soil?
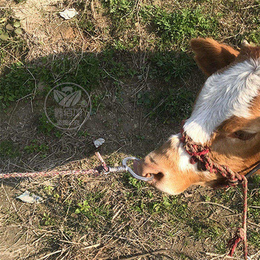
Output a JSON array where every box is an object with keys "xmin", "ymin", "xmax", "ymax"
[
  {"xmin": 0, "ymin": 1, "xmax": 176, "ymax": 257},
  {"xmin": 0, "ymin": 1, "xmax": 259, "ymax": 260}
]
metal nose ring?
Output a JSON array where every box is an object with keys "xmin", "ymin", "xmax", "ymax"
[{"xmin": 122, "ymin": 157, "xmax": 154, "ymax": 182}]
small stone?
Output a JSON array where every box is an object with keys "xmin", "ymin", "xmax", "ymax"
[
  {"xmin": 0, "ymin": 18, "xmax": 6, "ymax": 24},
  {"xmin": 13, "ymin": 21, "xmax": 21, "ymax": 28},
  {"xmin": 6, "ymin": 24, "xmax": 14, "ymax": 31},
  {"xmin": 14, "ymin": 28, "xmax": 23, "ymax": 35},
  {"xmin": 0, "ymin": 33, "xmax": 9, "ymax": 40}
]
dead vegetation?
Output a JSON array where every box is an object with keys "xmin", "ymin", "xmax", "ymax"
[{"xmin": 0, "ymin": 0, "xmax": 260, "ymax": 259}]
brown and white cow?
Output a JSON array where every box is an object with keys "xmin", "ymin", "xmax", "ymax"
[{"xmin": 135, "ymin": 38, "xmax": 260, "ymax": 195}]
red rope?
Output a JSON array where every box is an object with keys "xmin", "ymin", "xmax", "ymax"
[{"xmin": 181, "ymin": 130, "xmax": 248, "ymax": 260}]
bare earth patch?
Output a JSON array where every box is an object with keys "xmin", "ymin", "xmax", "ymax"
[
  {"xmin": 11, "ymin": 0, "xmax": 99, "ymax": 59},
  {"xmin": 0, "ymin": 0, "xmax": 260, "ymax": 259}
]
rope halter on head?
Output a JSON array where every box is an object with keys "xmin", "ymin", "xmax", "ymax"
[{"xmin": 180, "ymin": 129, "xmax": 248, "ymax": 260}]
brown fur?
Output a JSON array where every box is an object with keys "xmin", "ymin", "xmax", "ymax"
[
  {"xmin": 190, "ymin": 38, "xmax": 239, "ymax": 76},
  {"xmin": 136, "ymin": 38, "xmax": 260, "ymax": 195},
  {"xmin": 137, "ymin": 137, "xmax": 209, "ymax": 194}
]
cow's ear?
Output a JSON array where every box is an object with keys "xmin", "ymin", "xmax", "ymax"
[{"xmin": 190, "ymin": 38, "xmax": 239, "ymax": 76}]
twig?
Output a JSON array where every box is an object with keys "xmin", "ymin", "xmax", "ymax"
[
  {"xmin": 103, "ymin": 68, "xmax": 124, "ymax": 85},
  {"xmin": 38, "ymin": 250, "xmax": 62, "ymax": 260},
  {"xmin": 196, "ymin": 201, "xmax": 235, "ymax": 213},
  {"xmin": 248, "ymin": 221, "xmax": 260, "ymax": 229},
  {"xmin": 117, "ymin": 249, "xmax": 168, "ymax": 260},
  {"xmin": 250, "ymin": 250, "xmax": 260, "ymax": 259},
  {"xmin": 144, "ymin": 98, "xmax": 166, "ymax": 119},
  {"xmin": 249, "ymin": 205, "xmax": 260, "ymax": 209},
  {"xmin": 82, "ymin": 243, "xmax": 101, "ymax": 250},
  {"xmin": 205, "ymin": 252, "xmax": 240, "ymax": 259},
  {"xmin": 59, "ymin": 239, "xmax": 100, "ymax": 250},
  {"xmin": 1, "ymin": 183, "xmax": 25, "ymax": 222},
  {"xmin": 241, "ymin": 4, "xmax": 260, "ymax": 9}
]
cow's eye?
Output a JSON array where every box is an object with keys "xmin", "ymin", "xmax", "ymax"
[{"xmin": 231, "ymin": 130, "xmax": 256, "ymax": 141}]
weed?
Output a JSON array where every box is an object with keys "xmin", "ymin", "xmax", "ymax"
[
  {"xmin": 107, "ymin": 0, "xmax": 134, "ymax": 16},
  {"xmin": 215, "ymin": 240, "xmax": 227, "ymax": 254},
  {"xmin": 135, "ymin": 51, "xmax": 196, "ymax": 122},
  {"xmin": 138, "ymin": 86, "xmax": 195, "ymax": 122},
  {"xmin": 0, "ymin": 10, "xmax": 28, "ymax": 68},
  {"xmin": 24, "ymin": 139, "xmax": 49, "ymax": 158},
  {"xmin": 0, "ymin": 53, "xmax": 104, "ymax": 109},
  {"xmin": 252, "ymin": 174, "xmax": 260, "ymax": 184},
  {"xmin": 101, "ymin": 49, "xmax": 129, "ymax": 79},
  {"xmin": 14, "ymin": 0, "xmax": 26, "ymax": 3},
  {"xmin": 249, "ymin": 30, "xmax": 260, "ymax": 44},
  {"xmin": 0, "ymin": 62, "xmax": 35, "ymax": 108},
  {"xmin": 77, "ymin": 6, "xmax": 96, "ymax": 36},
  {"xmin": 37, "ymin": 113, "xmax": 57, "ymax": 135},
  {"xmin": 204, "ymin": 195, "xmax": 211, "ymax": 202},
  {"xmin": 149, "ymin": 51, "xmax": 195, "ymax": 82},
  {"xmin": 44, "ymin": 185, "xmax": 54, "ymax": 196},
  {"xmin": 41, "ymin": 212, "xmax": 55, "ymax": 226},
  {"xmin": 127, "ymin": 176, "xmax": 146, "ymax": 190},
  {"xmin": 0, "ymin": 140, "xmax": 20, "ymax": 158},
  {"xmin": 248, "ymin": 231, "xmax": 260, "ymax": 247},
  {"xmin": 189, "ymin": 219, "xmax": 224, "ymax": 241},
  {"xmin": 178, "ymin": 252, "xmax": 192, "ymax": 260},
  {"xmin": 74, "ymin": 193, "xmax": 112, "ymax": 227},
  {"xmin": 105, "ymin": 0, "xmax": 135, "ymax": 31},
  {"xmin": 77, "ymin": 130, "xmax": 90, "ymax": 137},
  {"xmin": 91, "ymin": 93, "xmax": 105, "ymax": 114},
  {"xmin": 142, "ymin": 6, "xmax": 218, "ymax": 50},
  {"xmin": 135, "ymin": 135, "xmax": 145, "ymax": 141},
  {"xmin": 40, "ymin": 54, "xmax": 102, "ymax": 90}
]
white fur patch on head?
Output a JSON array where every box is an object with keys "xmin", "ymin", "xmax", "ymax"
[
  {"xmin": 184, "ymin": 58, "xmax": 260, "ymax": 144},
  {"xmin": 169, "ymin": 134, "xmax": 198, "ymax": 172}
]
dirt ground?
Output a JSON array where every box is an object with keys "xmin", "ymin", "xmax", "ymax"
[
  {"xmin": 0, "ymin": 0, "xmax": 260, "ymax": 260},
  {"xmin": 0, "ymin": 2, "xmax": 176, "ymax": 259}
]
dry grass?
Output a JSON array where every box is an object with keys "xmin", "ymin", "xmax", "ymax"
[{"xmin": 0, "ymin": 0, "xmax": 260, "ymax": 259}]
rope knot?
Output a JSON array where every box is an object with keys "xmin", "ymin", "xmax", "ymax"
[
  {"xmin": 181, "ymin": 131, "xmax": 210, "ymax": 165},
  {"xmin": 228, "ymin": 228, "xmax": 246, "ymax": 257},
  {"xmin": 189, "ymin": 149, "xmax": 209, "ymax": 164}
]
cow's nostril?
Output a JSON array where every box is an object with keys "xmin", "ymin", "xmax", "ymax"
[{"xmin": 154, "ymin": 172, "xmax": 164, "ymax": 181}]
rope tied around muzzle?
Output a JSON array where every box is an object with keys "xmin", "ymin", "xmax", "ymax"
[
  {"xmin": 180, "ymin": 131, "xmax": 243, "ymax": 185},
  {"xmin": 180, "ymin": 130, "xmax": 248, "ymax": 260}
]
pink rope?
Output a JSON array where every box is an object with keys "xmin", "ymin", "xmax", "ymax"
[
  {"xmin": 0, "ymin": 153, "xmax": 107, "ymax": 179},
  {"xmin": 0, "ymin": 169, "xmax": 99, "ymax": 179}
]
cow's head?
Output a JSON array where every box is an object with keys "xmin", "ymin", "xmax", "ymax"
[{"xmin": 135, "ymin": 38, "xmax": 260, "ymax": 195}]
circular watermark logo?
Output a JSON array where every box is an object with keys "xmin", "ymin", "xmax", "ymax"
[{"xmin": 44, "ymin": 82, "xmax": 92, "ymax": 130}]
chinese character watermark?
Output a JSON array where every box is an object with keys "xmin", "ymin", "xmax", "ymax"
[{"xmin": 44, "ymin": 82, "xmax": 92, "ymax": 130}]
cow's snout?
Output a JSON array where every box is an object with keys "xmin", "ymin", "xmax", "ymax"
[
  {"xmin": 133, "ymin": 137, "xmax": 205, "ymax": 195},
  {"xmin": 133, "ymin": 158, "xmax": 164, "ymax": 182}
]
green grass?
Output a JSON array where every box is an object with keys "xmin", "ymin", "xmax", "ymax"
[
  {"xmin": 0, "ymin": 50, "xmax": 131, "ymax": 108},
  {"xmin": 0, "ymin": 140, "xmax": 20, "ymax": 158},
  {"xmin": 1, "ymin": 0, "xmax": 259, "ymax": 120},
  {"xmin": 142, "ymin": 6, "xmax": 219, "ymax": 50},
  {"xmin": 0, "ymin": 62, "xmax": 35, "ymax": 108},
  {"xmin": 24, "ymin": 139, "xmax": 49, "ymax": 158},
  {"xmin": 137, "ymin": 85, "xmax": 196, "ymax": 122},
  {"xmin": 248, "ymin": 231, "xmax": 260, "ymax": 247},
  {"xmin": 0, "ymin": 47, "xmax": 197, "ymax": 124},
  {"xmin": 149, "ymin": 51, "xmax": 196, "ymax": 81},
  {"xmin": 1, "ymin": 1, "xmax": 260, "ymax": 258},
  {"xmin": 34, "ymin": 172, "xmax": 260, "ymax": 257}
]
